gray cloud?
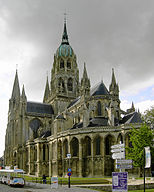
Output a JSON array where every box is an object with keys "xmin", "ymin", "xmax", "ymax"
[{"xmin": 1, "ymin": 0, "xmax": 154, "ymax": 101}]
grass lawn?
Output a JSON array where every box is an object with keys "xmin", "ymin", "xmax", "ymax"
[{"xmin": 23, "ymin": 175, "xmax": 111, "ymax": 185}]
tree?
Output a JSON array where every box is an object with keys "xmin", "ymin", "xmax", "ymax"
[
  {"xmin": 126, "ymin": 124, "xmax": 154, "ymax": 177},
  {"xmin": 142, "ymin": 106, "xmax": 154, "ymax": 127}
]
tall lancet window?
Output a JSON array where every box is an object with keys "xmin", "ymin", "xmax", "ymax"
[
  {"xmin": 67, "ymin": 78, "xmax": 73, "ymax": 91},
  {"xmin": 67, "ymin": 60, "xmax": 71, "ymax": 69},
  {"xmin": 97, "ymin": 101, "xmax": 102, "ymax": 116},
  {"xmin": 58, "ymin": 78, "xmax": 65, "ymax": 93},
  {"xmin": 60, "ymin": 59, "xmax": 64, "ymax": 69}
]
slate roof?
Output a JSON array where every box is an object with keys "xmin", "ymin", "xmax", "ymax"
[
  {"xmin": 56, "ymin": 114, "xmax": 65, "ymax": 120},
  {"xmin": 27, "ymin": 102, "xmax": 54, "ymax": 115},
  {"xmin": 88, "ymin": 117, "xmax": 108, "ymax": 127},
  {"xmin": 67, "ymin": 96, "xmax": 81, "ymax": 108},
  {"xmin": 120, "ymin": 112, "xmax": 142, "ymax": 124},
  {"xmin": 41, "ymin": 130, "xmax": 51, "ymax": 138},
  {"xmin": 71, "ymin": 122, "xmax": 83, "ymax": 129},
  {"xmin": 91, "ymin": 81, "xmax": 109, "ymax": 96}
]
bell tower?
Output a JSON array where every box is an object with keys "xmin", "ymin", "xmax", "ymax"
[{"xmin": 44, "ymin": 19, "xmax": 79, "ymax": 115}]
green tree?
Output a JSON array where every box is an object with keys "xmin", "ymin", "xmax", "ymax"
[
  {"xmin": 126, "ymin": 124, "xmax": 154, "ymax": 176},
  {"xmin": 142, "ymin": 106, "xmax": 154, "ymax": 126}
]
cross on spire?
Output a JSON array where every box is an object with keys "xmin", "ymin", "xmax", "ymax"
[{"xmin": 64, "ymin": 12, "xmax": 67, "ymax": 24}]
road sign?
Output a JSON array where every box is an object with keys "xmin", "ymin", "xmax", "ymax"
[
  {"xmin": 116, "ymin": 164, "xmax": 133, "ymax": 169},
  {"xmin": 67, "ymin": 153, "xmax": 71, "ymax": 159},
  {"xmin": 67, "ymin": 172, "xmax": 72, "ymax": 176},
  {"xmin": 116, "ymin": 159, "xmax": 132, "ymax": 164},
  {"xmin": 111, "ymin": 148, "xmax": 125, "ymax": 153},
  {"xmin": 68, "ymin": 168, "xmax": 72, "ymax": 172},
  {"xmin": 112, "ymin": 172, "xmax": 128, "ymax": 192},
  {"xmin": 112, "ymin": 152, "xmax": 125, "ymax": 159},
  {"xmin": 51, "ymin": 176, "xmax": 58, "ymax": 189},
  {"xmin": 111, "ymin": 143, "xmax": 125, "ymax": 149}
]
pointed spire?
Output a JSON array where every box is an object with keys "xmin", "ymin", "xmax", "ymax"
[
  {"xmin": 111, "ymin": 68, "xmax": 116, "ymax": 85},
  {"xmin": 11, "ymin": 70, "xmax": 20, "ymax": 100},
  {"xmin": 21, "ymin": 85, "xmax": 27, "ymax": 101},
  {"xmin": 43, "ymin": 75, "xmax": 50, "ymax": 103},
  {"xmin": 131, "ymin": 102, "xmax": 135, "ymax": 110},
  {"xmin": 83, "ymin": 62, "xmax": 88, "ymax": 79},
  {"xmin": 61, "ymin": 15, "xmax": 69, "ymax": 45}
]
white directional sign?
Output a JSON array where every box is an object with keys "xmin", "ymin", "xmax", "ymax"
[
  {"xmin": 111, "ymin": 148, "xmax": 125, "ymax": 153},
  {"xmin": 111, "ymin": 143, "xmax": 125, "ymax": 159},
  {"xmin": 111, "ymin": 143, "xmax": 125, "ymax": 149},
  {"xmin": 112, "ymin": 152, "xmax": 125, "ymax": 159}
]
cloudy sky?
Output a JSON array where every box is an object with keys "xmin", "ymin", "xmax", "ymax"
[{"xmin": 0, "ymin": 0, "xmax": 154, "ymax": 157}]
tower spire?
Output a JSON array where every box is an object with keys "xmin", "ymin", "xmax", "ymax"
[
  {"xmin": 11, "ymin": 70, "xmax": 20, "ymax": 100},
  {"xmin": 62, "ymin": 13, "xmax": 69, "ymax": 45},
  {"xmin": 111, "ymin": 68, "xmax": 116, "ymax": 85},
  {"xmin": 21, "ymin": 84, "xmax": 27, "ymax": 101},
  {"xmin": 43, "ymin": 75, "xmax": 50, "ymax": 103}
]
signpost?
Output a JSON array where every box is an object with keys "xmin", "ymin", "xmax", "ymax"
[
  {"xmin": 112, "ymin": 172, "xmax": 128, "ymax": 192},
  {"xmin": 67, "ymin": 153, "xmax": 71, "ymax": 188},
  {"xmin": 51, "ymin": 176, "xmax": 58, "ymax": 189},
  {"xmin": 116, "ymin": 159, "xmax": 133, "ymax": 169},
  {"xmin": 111, "ymin": 143, "xmax": 125, "ymax": 160}
]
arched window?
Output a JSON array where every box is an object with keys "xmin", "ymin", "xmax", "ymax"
[
  {"xmin": 84, "ymin": 136, "xmax": 91, "ymax": 156},
  {"xmin": 34, "ymin": 146, "xmax": 37, "ymax": 161},
  {"xmin": 105, "ymin": 137, "xmax": 110, "ymax": 155},
  {"xmin": 29, "ymin": 118, "xmax": 42, "ymax": 139},
  {"xmin": 67, "ymin": 78, "xmax": 73, "ymax": 91},
  {"xmin": 67, "ymin": 60, "xmax": 71, "ymax": 69},
  {"xmin": 63, "ymin": 139, "xmax": 68, "ymax": 158},
  {"xmin": 71, "ymin": 137, "xmax": 79, "ymax": 157},
  {"xmin": 117, "ymin": 133, "xmax": 123, "ymax": 144},
  {"xmin": 43, "ymin": 144, "xmax": 46, "ymax": 161},
  {"xmin": 58, "ymin": 78, "xmax": 65, "ymax": 93},
  {"xmin": 60, "ymin": 59, "xmax": 64, "ymax": 68},
  {"xmin": 96, "ymin": 137, "xmax": 101, "ymax": 155},
  {"xmin": 97, "ymin": 101, "xmax": 102, "ymax": 116}
]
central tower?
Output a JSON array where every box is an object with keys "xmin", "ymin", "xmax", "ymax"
[{"xmin": 43, "ymin": 20, "xmax": 79, "ymax": 115}]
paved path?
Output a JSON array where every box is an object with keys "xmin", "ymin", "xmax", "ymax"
[{"xmin": 0, "ymin": 183, "xmax": 99, "ymax": 192}]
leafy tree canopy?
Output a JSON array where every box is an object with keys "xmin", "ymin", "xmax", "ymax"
[
  {"xmin": 142, "ymin": 106, "xmax": 154, "ymax": 126},
  {"xmin": 126, "ymin": 124, "xmax": 154, "ymax": 169}
]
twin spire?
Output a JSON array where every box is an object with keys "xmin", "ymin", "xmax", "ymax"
[{"xmin": 11, "ymin": 70, "xmax": 26, "ymax": 101}]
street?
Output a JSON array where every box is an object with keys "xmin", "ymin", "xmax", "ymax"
[{"xmin": 0, "ymin": 183, "xmax": 98, "ymax": 192}]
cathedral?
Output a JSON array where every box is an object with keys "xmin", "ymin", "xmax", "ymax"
[{"xmin": 4, "ymin": 20, "xmax": 142, "ymax": 177}]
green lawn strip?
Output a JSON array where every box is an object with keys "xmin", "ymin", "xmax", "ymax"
[{"xmin": 23, "ymin": 176, "xmax": 111, "ymax": 185}]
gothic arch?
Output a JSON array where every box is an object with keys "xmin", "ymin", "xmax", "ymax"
[
  {"xmin": 60, "ymin": 59, "xmax": 64, "ymax": 68},
  {"xmin": 104, "ymin": 134, "xmax": 115, "ymax": 155},
  {"xmin": 70, "ymin": 137, "xmax": 79, "ymax": 157},
  {"xmin": 83, "ymin": 136, "xmax": 91, "ymax": 157},
  {"xmin": 43, "ymin": 144, "xmax": 46, "ymax": 161},
  {"xmin": 97, "ymin": 101, "xmax": 102, "ymax": 116},
  {"xmin": 63, "ymin": 139, "xmax": 68, "ymax": 158},
  {"xmin": 67, "ymin": 59, "xmax": 71, "ymax": 69},
  {"xmin": 117, "ymin": 133, "xmax": 123, "ymax": 144},
  {"xmin": 94, "ymin": 135, "xmax": 101, "ymax": 155},
  {"xmin": 29, "ymin": 118, "xmax": 43, "ymax": 139},
  {"xmin": 58, "ymin": 77, "xmax": 65, "ymax": 93},
  {"xmin": 67, "ymin": 78, "xmax": 73, "ymax": 91}
]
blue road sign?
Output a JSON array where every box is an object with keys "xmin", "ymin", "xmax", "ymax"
[
  {"xmin": 68, "ymin": 168, "xmax": 72, "ymax": 172},
  {"xmin": 112, "ymin": 172, "xmax": 128, "ymax": 192},
  {"xmin": 67, "ymin": 172, "xmax": 72, "ymax": 176}
]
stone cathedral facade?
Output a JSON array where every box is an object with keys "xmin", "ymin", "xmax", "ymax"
[{"xmin": 4, "ymin": 21, "xmax": 142, "ymax": 177}]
